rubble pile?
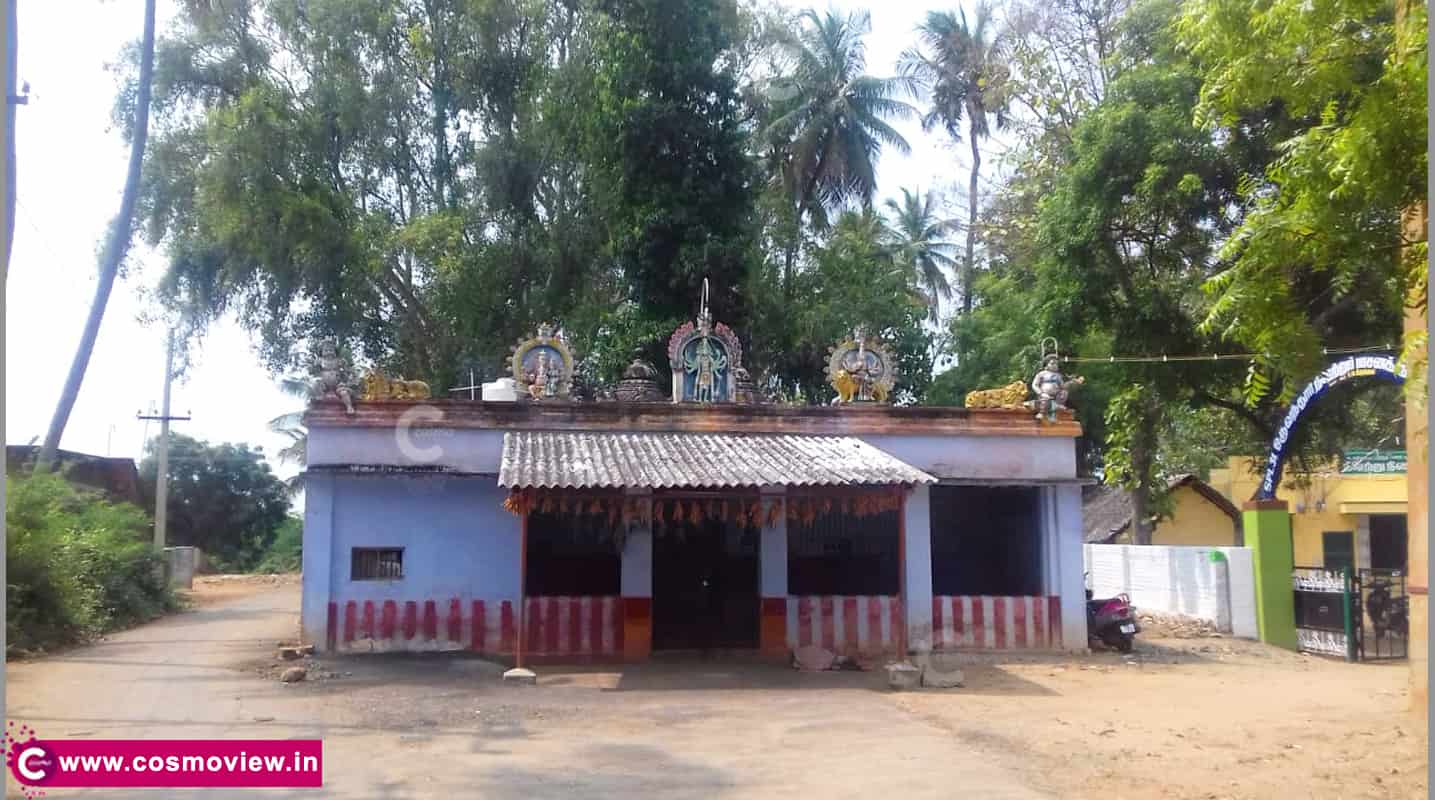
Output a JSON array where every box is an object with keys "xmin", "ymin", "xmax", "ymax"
[{"xmin": 1135, "ymin": 610, "xmax": 1222, "ymax": 638}]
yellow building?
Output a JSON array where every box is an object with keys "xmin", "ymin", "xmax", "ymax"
[
  {"xmin": 1083, "ymin": 475, "xmax": 1239, "ymax": 546},
  {"xmin": 1209, "ymin": 454, "xmax": 1408, "ymax": 571}
]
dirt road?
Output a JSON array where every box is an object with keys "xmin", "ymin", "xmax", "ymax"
[
  {"xmin": 897, "ymin": 639, "xmax": 1427, "ymax": 799},
  {"xmin": 6, "ymin": 582, "xmax": 1042, "ymax": 799},
  {"xmin": 8, "ymin": 581, "xmax": 1427, "ymax": 798}
]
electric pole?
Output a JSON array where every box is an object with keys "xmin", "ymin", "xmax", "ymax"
[{"xmin": 137, "ymin": 330, "xmax": 190, "ymax": 553}]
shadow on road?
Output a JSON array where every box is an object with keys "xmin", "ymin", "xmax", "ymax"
[{"xmin": 477, "ymin": 742, "xmax": 736, "ymax": 800}]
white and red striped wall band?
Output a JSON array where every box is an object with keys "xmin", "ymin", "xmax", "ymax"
[
  {"xmin": 325, "ymin": 593, "xmax": 1062, "ymax": 656},
  {"xmin": 932, "ymin": 595, "xmax": 1062, "ymax": 650},
  {"xmin": 326, "ymin": 596, "xmax": 623, "ymax": 657},
  {"xmin": 786, "ymin": 595, "xmax": 903, "ymax": 656}
]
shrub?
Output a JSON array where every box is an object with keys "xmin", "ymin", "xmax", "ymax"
[
  {"xmin": 254, "ymin": 516, "xmax": 302, "ymax": 574},
  {"xmin": 7, "ymin": 473, "xmax": 173, "ymax": 655}
]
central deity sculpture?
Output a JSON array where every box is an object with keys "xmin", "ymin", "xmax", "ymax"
[
  {"xmin": 667, "ymin": 279, "xmax": 746, "ymax": 403},
  {"xmin": 528, "ymin": 350, "xmax": 557, "ymax": 399},
  {"xmin": 685, "ymin": 316, "xmax": 728, "ymax": 403},
  {"xmin": 510, "ymin": 322, "xmax": 575, "ymax": 402},
  {"xmin": 826, "ymin": 327, "xmax": 896, "ymax": 404}
]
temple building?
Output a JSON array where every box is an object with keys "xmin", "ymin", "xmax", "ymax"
[{"xmin": 300, "ymin": 313, "xmax": 1089, "ymax": 662}]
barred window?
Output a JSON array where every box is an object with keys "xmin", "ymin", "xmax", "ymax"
[
  {"xmin": 351, "ymin": 548, "xmax": 403, "ymax": 580},
  {"xmin": 788, "ymin": 509, "xmax": 899, "ymax": 596}
]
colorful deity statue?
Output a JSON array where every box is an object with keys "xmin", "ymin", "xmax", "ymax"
[
  {"xmin": 312, "ymin": 338, "xmax": 355, "ymax": 414},
  {"xmin": 1030, "ymin": 354, "xmax": 1083, "ymax": 422},
  {"xmin": 685, "ymin": 330, "xmax": 727, "ymax": 403},
  {"xmin": 668, "ymin": 279, "xmax": 745, "ymax": 403},
  {"xmin": 511, "ymin": 323, "xmax": 575, "ymax": 402},
  {"xmin": 528, "ymin": 350, "xmax": 556, "ymax": 400},
  {"xmin": 826, "ymin": 328, "xmax": 896, "ymax": 404}
]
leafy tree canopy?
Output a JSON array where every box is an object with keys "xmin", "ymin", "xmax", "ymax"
[
  {"xmin": 1178, "ymin": 0, "xmax": 1425, "ymax": 399},
  {"xmin": 124, "ymin": 0, "xmax": 938, "ymax": 400},
  {"xmin": 139, "ymin": 434, "xmax": 291, "ymax": 570},
  {"xmin": 936, "ymin": 0, "xmax": 1411, "ymax": 528}
]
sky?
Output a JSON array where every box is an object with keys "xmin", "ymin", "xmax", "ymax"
[{"xmin": 4, "ymin": 0, "xmax": 982, "ymax": 484}]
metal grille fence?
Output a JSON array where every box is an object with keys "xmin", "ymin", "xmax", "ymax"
[
  {"xmin": 1355, "ymin": 568, "xmax": 1408, "ymax": 661},
  {"xmin": 1292, "ymin": 567, "xmax": 1408, "ymax": 662}
]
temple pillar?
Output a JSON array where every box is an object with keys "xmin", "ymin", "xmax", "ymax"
[
  {"xmin": 1405, "ymin": 252, "xmax": 1428, "ymax": 714},
  {"xmin": 1043, "ymin": 484, "xmax": 1088, "ymax": 651},
  {"xmin": 620, "ymin": 490, "xmax": 653, "ymax": 662},
  {"xmin": 1242, "ymin": 499, "xmax": 1298, "ymax": 649},
  {"xmin": 758, "ymin": 488, "xmax": 788, "ymax": 658},
  {"xmin": 301, "ymin": 473, "xmax": 335, "ymax": 651},
  {"xmin": 902, "ymin": 484, "xmax": 934, "ymax": 655},
  {"xmin": 1355, "ymin": 514, "xmax": 1372, "ymax": 571},
  {"xmin": 1395, "ymin": 0, "xmax": 1426, "ymax": 716}
]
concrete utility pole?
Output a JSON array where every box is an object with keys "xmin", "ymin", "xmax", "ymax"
[
  {"xmin": 154, "ymin": 332, "xmax": 173, "ymax": 552},
  {"xmin": 137, "ymin": 330, "xmax": 190, "ymax": 552}
]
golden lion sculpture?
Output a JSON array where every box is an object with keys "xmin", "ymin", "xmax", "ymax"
[
  {"xmin": 360, "ymin": 370, "xmax": 432, "ymax": 402},
  {"xmin": 965, "ymin": 380, "xmax": 1028, "ymax": 409},
  {"xmin": 832, "ymin": 369, "xmax": 860, "ymax": 403},
  {"xmin": 833, "ymin": 369, "xmax": 892, "ymax": 404}
]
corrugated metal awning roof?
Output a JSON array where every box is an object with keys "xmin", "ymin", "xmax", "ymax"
[{"xmin": 499, "ymin": 431, "xmax": 936, "ymax": 490}]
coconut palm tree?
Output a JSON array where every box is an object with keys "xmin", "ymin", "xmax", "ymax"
[
  {"xmin": 883, "ymin": 187, "xmax": 958, "ymax": 323},
  {"xmin": 39, "ymin": 0, "xmax": 158, "ymax": 469},
  {"xmin": 763, "ymin": 9, "xmax": 916, "ymax": 231},
  {"xmin": 269, "ymin": 377, "xmax": 310, "ymax": 496},
  {"xmin": 899, "ymin": 4, "xmax": 1011, "ymax": 315}
]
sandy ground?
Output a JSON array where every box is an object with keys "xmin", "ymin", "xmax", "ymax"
[
  {"xmin": 178, "ymin": 573, "xmax": 301, "ymax": 608},
  {"xmin": 6, "ymin": 581, "xmax": 1428, "ymax": 799},
  {"xmin": 896, "ymin": 639, "xmax": 1426, "ymax": 800}
]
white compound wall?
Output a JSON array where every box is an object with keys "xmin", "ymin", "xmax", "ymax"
[{"xmin": 1084, "ymin": 544, "xmax": 1258, "ymax": 639}]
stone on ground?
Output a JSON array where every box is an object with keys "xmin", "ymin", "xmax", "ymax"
[
  {"xmin": 921, "ymin": 663, "xmax": 964, "ymax": 688},
  {"xmin": 885, "ymin": 661, "xmax": 921, "ymax": 691},
  {"xmin": 793, "ymin": 645, "xmax": 836, "ymax": 672},
  {"xmin": 502, "ymin": 667, "xmax": 537, "ymax": 686},
  {"xmin": 279, "ymin": 666, "xmax": 307, "ymax": 683}
]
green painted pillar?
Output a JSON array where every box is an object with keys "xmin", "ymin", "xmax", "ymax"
[{"xmin": 1241, "ymin": 499, "xmax": 1298, "ymax": 649}]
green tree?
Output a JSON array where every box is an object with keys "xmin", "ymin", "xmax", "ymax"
[
  {"xmin": 128, "ymin": 0, "xmax": 771, "ymax": 390},
  {"xmin": 900, "ymin": 4, "xmax": 1012, "ymax": 314},
  {"xmin": 131, "ymin": 0, "xmax": 617, "ymax": 386},
  {"xmin": 1178, "ymin": 0, "xmax": 1426, "ymax": 401},
  {"xmin": 579, "ymin": 0, "xmax": 758, "ymax": 327},
  {"xmin": 935, "ymin": 0, "xmax": 1408, "ymax": 522},
  {"xmin": 1026, "ymin": 0, "xmax": 1255, "ymax": 542},
  {"xmin": 140, "ymin": 434, "xmax": 291, "ymax": 571},
  {"xmin": 883, "ymin": 187, "xmax": 957, "ymax": 323},
  {"xmin": 748, "ymin": 208, "xmax": 932, "ymax": 402}
]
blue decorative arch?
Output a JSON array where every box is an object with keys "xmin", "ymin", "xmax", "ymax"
[{"xmin": 1257, "ymin": 354, "xmax": 1406, "ymax": 499}]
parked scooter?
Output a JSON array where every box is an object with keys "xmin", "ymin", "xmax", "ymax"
[{"xmin": 1085, "ymin": 584, "xmax": 1140, "ymax": 653}]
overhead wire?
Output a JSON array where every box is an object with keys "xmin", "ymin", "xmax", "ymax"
[{"xmin": 1059, "ymin": 344, "xmax": 1397, "ymax": 365}]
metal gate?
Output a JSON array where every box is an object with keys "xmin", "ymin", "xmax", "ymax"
[
  {"xmin": 1355, "ymin": 568, "xmax": 1408, "ymax": 660},
  {"xmin": 1292, "ymin": 567, "xmax": 1408, "ymax": 661},
  {"xmin": 1293, "ymin": 568, "xmax": 1355, "ymax": 659}
]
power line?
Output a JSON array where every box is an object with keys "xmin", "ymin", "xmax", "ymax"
[{"xmin": 1060, "ymin": 344, "xmax": 1396, "ymax": 365}]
